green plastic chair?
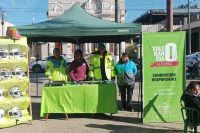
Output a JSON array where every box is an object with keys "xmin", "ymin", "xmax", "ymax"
[{"xmin": 181, "ymin": 106, "xmax": 200, "ymax": 133}]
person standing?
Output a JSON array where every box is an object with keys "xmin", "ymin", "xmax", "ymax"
[
  {"xmin": 69, "ymin": 50, "xmax": 89, "ymax": 82},
  {"xmin": 115, "ymin": 53, "xmax": 137, "ymax": 111},
  {"xmin": 89, "ymin": 43, "xmax": 115, "ymax": 81},
  {"xmin": 45, "ymin": 48, "xmax": 68, "ymax": 81}
]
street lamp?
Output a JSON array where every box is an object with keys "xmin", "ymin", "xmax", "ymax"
[{"xmin": 188, "ymin": 0, "xmax": 191, "ymax": 54}]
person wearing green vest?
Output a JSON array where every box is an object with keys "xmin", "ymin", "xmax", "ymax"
[
  {"xmin": 45, "ymin": 48, "xmax": 68, "ymax": 81},
  {"xmin": 89, "ymin": 43, "xmax": 115, "ymax": 81}
]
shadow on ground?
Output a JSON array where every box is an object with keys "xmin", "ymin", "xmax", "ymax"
[
  {"xmin": 31, "ymin": 99, "xmax": 183, "ymax": 133},
  {"xmin": 35, "ymin": 112, "xmax": 142, "ymax": 124},
  {"xmin": 69, "ymin": 113, "xmax": 141, "ymax": 124},
  {"xmin": 85, "ymin": 124, "xmax": 182, "ymax": 133},
  {"xmin": 31, "ymin": 99, "xmax": 142, "ymax": 124},
  {"xmin": 117, "ymin": 100, "xmax": 142, "ymax": 112}
]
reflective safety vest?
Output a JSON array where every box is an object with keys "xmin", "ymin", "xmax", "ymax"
[
  {"xmin": 45, "ymin": 56, "xmax": 68, "ymax": 81},
  {"xmin": 89, "ymin": 52, "xmax": 115, "ymax": 80}
]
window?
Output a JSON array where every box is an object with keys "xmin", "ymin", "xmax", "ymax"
[
  {"xmin": 91, "ymin": 0, "xmax": 102, "ymax": 14},
  {"xmin": 53, "ymin": 2, "xmax": 64, "ymax": 13}
]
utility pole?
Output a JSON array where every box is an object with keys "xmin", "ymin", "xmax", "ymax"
[
  {"xmin": 0, "ymin": 8, "xmax": 5, "ymax": 36},
  {"xmin": 115, "ymin": 0, "xmax": 120, "ymax": 61},
  {"xmin": 188, "ymin": 0, "xmax": 191, "ymax": 54},
  {"xmin": 115, "ymin": 0, "xmax": 119, "ymax": 22},
  {"xmin": 166, "ymin": 0, "xmax": 173, "ymax": 32}
]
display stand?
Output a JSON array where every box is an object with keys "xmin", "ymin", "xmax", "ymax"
[{"xmin": 0, "ymin": 37, "xmax": 32, "ymax": 128}]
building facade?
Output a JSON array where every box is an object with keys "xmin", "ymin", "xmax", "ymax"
[
  {"xmin": 133, "ymin": 4, "xmax": 200, "ymax": 54},
  {"xmin": 0, "ymin": 21, "xmax": 14, "ymax": 37},
  {"xmin": 48, "ymin": 0, "xmax": 125, "ymax": 22}
]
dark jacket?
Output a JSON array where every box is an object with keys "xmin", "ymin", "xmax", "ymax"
[
  {"xmin": 182, "ymin": 91, "xmax": 200, "ymax": 110},
  {"xmin": 182, "ymin": 91, "xmax": 200, "ymax": 123}
]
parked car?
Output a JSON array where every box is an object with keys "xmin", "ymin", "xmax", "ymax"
[
  {"xmin": 186, "ymin": 52, "xmax": 200, "ymax": 68},
  {"xmin": 29, "ymin": 55, "xmax": 73, "ymax": 73},
  {"xmin": 185, "ymin": 52, "xmax": 200, "ymax": 79}
]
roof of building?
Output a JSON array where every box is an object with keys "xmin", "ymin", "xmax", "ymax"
[{"xmin": 133, "ymin": 8, "xmax": 200, "ymax": 24}]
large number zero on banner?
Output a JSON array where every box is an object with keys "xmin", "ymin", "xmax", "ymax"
[{"xmin": 165, "ymin": 43, "xmax": 177, "ymax": 62}]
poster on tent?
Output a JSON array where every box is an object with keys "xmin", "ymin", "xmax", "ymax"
[{"xmin": 142, "ymin": 32, "xmax": 186, "ymax": 123}]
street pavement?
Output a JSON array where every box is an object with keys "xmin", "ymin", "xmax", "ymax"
[{"xmin": 0, "ymin": 73, "xmax": 187, "ymax": 133}]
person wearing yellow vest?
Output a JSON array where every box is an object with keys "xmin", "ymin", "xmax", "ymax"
[
  {"xmin": 89, "ymin": 43, "xmax": 115, "ymax": 81},
  {"xmin": 45, "ymin": 48, "xmax": 68, "ymax": 81}
]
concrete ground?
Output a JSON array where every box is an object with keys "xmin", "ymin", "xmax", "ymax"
[
  {"xmin": 1, "ymin": 99, "xmax": 184, "ymax": 133},
  {"xmin": 0, "ymin": 73, "xmax": 187, "ymax": 133}
]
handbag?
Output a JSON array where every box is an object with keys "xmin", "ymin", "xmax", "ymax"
[{"xmin": 122, "ymin": 72, "xmax": 135, "ymax": 85}]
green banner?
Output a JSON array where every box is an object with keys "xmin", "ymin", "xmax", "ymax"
[{"xmin": 142, "ymin": 32, "xmax": 186, "ymax": 123}]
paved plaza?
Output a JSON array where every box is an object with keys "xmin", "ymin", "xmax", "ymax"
[{"xmin": 0, "ymin": 73, "xmax": 188, "ymax": 133}]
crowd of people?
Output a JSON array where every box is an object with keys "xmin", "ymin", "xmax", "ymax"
[{"xmin": 44, "ymin": 43, "xmax": 138, "ymax": 112}]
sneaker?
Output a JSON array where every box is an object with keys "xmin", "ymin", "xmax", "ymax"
[
  {"xmin": 188, "ymin": 125, "xmax": 194, "ymax": 132},
  {"xmin": 127, "ymin": 107, "xmax": 134, "ymax": 112},
  {"xmin": 129, "ymin": 109, "xmax": 134, "ymax": 112}
]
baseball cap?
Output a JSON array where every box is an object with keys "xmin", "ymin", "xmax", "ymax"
[
  {"xmin": 97, "ymin": 43, "xmax": 106, "ymax": 49},
  {"xmin": 53, "ymin": 48, "xmax": 60, "ymax": 53}
]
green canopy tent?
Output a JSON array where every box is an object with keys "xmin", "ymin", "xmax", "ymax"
[
  {"xmin": 13, "ymin": 4, "xmax": 142, "ymax": 118},
  {"xmin": 14, "ymin": 3, "xmax": 141, "ymax": 43}
]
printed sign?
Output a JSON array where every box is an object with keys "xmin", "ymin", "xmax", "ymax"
[{"xmin": 142, "ymin": 32, "xmax": 186, "ymax": 123}]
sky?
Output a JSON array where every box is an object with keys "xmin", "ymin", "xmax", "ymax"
[
  {"xmin": 0, "ymin": 0, "xmax": 200, "ymax": 26},
  {"xmin": 125, "ymin": 0, "xmax": 200, "ymax": 22}
]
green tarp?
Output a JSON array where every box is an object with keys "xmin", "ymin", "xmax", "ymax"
[{"xmin": 15, "ymin": 4, "xmax": 141, "ymax": 43}]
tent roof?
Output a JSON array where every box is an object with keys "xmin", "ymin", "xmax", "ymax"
[{"xmin": 15, "ymin": 4, "xmax": 141, "ymax": 43}]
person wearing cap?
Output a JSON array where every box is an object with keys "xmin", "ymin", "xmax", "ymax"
[
  {"xmin": 89, "ymin": 43, "xmax": 115, "ymax": 81},
  {"xmin": 115, "ymin": 53, "xmax": 137, "ymax": 112},
  {"xmin": 45, "ymin": 48, "xmax": 68, "ymax": 81}
]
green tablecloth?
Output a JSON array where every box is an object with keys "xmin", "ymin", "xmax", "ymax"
[{"xmin": 40, "ymin": 83, "xmax": 118, "ymax": 117}]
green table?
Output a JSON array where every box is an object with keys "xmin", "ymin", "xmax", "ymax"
[{"xmin": 40, "ymin": 83, "xmax": 118, "ymax": 117}]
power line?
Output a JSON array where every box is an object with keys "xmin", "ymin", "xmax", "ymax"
[
  {"xmin": 0, "ymin": 7, "xmax": 47, "ymax": 13},
  {"xmin": 9, "ymin": 19, "xmax": 46, "ymax": 24},
  {"xmin": 126, "ymin": 8, "xmax": 162, "ymax": 11},
  {"xmin": 2, "ymin": 8, "xmax": 47, "ymax": 10},
  {"xmin": 125, "ymin": 3, "xmax": 165, "ymax": 6},
  {"xmin": 6, "ymin": 10, "xmax": 47, "ymax": 13},
  {"xmin": 126, "ymin": 0, "xmax": 200, "ymax": 8}
]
